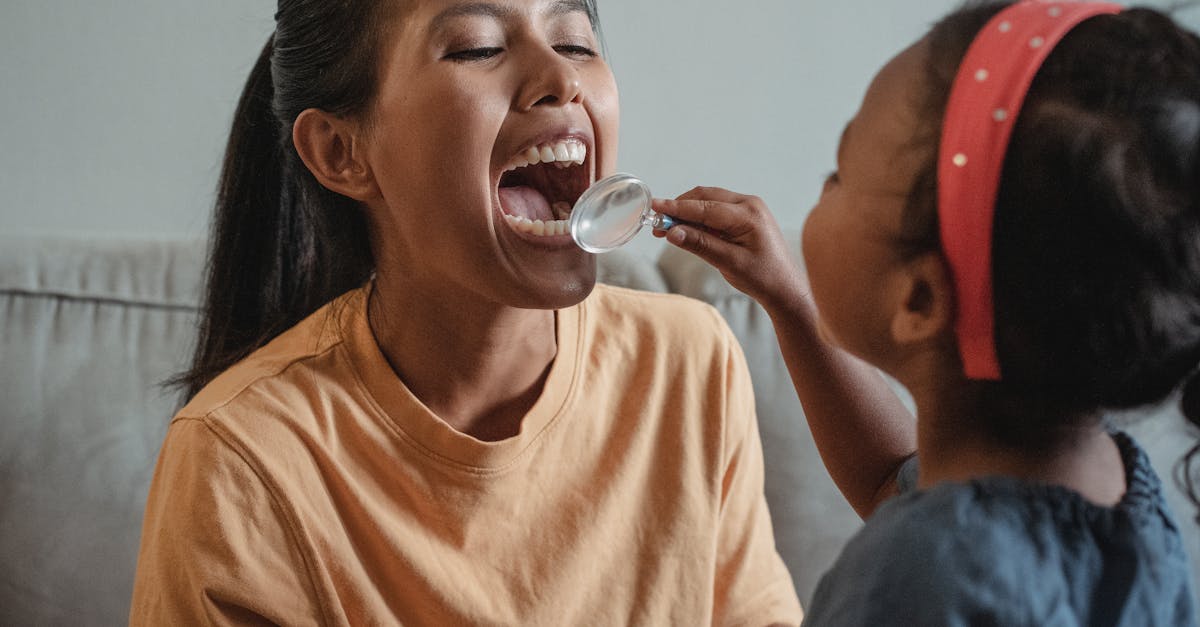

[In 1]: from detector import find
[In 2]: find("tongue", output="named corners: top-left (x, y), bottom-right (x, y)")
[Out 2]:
top-left (498, 186), bottom-right (554, 221)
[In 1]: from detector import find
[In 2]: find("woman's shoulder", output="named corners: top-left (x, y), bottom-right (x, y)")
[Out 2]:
top-left (176, 288), bottom-right (365, 425)
top-left (582, 285), bottom-right (745, 380)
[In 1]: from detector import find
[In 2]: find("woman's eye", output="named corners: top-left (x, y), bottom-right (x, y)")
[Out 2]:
top-left (444, 47), bottom-right (504, 62)
top-left (823, 171), bottom-right (841, 189)
top-left (554, 44), bottom-right (598, 58)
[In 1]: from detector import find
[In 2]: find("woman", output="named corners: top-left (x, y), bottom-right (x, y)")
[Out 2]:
top-left (129, 1), bottom-right (802, 625)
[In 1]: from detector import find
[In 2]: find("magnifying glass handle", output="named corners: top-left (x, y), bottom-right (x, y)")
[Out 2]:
top-left (648, 212), bottom-right (679, 231)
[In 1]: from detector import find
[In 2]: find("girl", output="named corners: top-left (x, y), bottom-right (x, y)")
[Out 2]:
top-left (130, 1), bottom-right (802, 624)
top-left (658, 1), bottom-right (1200, 624)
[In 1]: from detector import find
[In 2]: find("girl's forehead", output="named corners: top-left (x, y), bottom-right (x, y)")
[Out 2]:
top-left (843, 40), bottom-right (931, 197)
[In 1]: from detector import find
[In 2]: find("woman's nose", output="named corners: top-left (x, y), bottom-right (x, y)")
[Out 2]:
top-left (518, 48), bottom-right (583, 110)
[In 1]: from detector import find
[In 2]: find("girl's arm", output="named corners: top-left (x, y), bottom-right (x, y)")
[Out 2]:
top-left (654, 187), bottom-right (916, 517)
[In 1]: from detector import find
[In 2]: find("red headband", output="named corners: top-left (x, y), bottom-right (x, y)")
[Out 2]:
top-left (938, 0), bottom-right (1121, 380)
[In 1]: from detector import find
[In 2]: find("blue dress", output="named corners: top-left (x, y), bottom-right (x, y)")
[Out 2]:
top-left (802, 433), bottom-right (1198, 626)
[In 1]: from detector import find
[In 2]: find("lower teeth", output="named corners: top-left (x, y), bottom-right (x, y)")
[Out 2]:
top-left (504, 213), bottom-right (571, 236)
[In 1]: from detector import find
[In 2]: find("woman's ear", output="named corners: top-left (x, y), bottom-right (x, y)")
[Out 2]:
top-left (890, 252), bottom-right (955, 346)
top-left (292, 108), bottom-right (379, 202)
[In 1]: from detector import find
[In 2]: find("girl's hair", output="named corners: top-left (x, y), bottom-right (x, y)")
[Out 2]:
top-left (172, 1), bottom-right (602, 400)
top-left (900, 1), bottom-right (1200, 516)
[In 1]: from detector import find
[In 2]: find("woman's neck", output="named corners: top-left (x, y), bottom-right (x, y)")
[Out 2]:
top-left (367, 274), bottom-right (559, 442)
top-left (906, 373), bottom-right (1127, 507)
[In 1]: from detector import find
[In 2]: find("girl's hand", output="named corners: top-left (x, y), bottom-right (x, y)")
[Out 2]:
top-left (658, 187), bottom-right (915, 518)
top-left (653, 186), bottom-right (808, 313)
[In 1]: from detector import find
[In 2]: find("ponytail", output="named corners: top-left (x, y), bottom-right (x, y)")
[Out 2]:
top-left (172, 25), bottom-right (374, 400)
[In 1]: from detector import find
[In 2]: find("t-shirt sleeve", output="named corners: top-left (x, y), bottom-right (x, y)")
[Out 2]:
top-left (130, 417), bottom-right (324, 626)
top-left (712, 324), bottom-right (805, 627)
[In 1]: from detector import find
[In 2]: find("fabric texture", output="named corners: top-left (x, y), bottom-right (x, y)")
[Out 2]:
top-left (129, 282), bottom-right (803, 626)
top-left (802, 433), bottom-right (1198, 626)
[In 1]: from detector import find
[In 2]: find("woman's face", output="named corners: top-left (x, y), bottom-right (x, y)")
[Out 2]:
top-left (362, 0), bottom-right (618, 309)
top-left (801, 41), bottom-right (931, 366)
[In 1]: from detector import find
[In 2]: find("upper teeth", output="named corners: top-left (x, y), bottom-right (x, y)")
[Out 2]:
top-left (504, 139), bottom-right (587, 172)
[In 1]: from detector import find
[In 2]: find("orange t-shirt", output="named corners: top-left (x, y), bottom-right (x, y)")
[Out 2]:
top-left (130, 284), bottom-right (802, 626)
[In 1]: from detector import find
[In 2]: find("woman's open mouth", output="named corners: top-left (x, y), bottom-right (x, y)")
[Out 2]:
top-left (497, 138), bottom-right (590, 237)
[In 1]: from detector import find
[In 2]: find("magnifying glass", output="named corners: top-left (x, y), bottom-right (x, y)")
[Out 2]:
top-left (569, 173), bottom-right (679, 253)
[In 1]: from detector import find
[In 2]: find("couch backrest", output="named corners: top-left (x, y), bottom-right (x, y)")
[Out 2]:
top-left (1, 236), bottom-right (203, 625)
top-left (3, 234), bottom-right (1196, 624)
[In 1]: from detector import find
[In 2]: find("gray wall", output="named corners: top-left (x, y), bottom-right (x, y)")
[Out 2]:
top-left (2, 1), bottom-right (1197, 259)
top-left (1, 1), bottom-right (273, 240)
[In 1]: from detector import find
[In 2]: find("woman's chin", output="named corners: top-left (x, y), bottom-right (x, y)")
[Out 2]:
top-left (509, 264), bottom-right (597, 310)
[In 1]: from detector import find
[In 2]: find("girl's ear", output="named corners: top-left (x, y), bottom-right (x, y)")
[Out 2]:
top-left (890, 252), bottom-right (955, 346)
top-left (292, 108), bottom-right (379, 202)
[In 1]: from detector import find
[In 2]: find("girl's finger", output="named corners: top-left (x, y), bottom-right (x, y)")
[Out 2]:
top-left (666, 224), bottom-right (747, 272)
top-left (675, 186), bottom-right (750, 203)
top-left (653, 198), bottom-right (749, 234)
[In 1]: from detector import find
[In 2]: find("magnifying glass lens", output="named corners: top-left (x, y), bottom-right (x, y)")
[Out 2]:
top-left (569, 174), bottom-right (653, 253)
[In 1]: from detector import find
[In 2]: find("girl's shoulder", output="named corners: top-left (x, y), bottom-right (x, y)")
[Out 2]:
top-left (875, 433), bottom-right (1172, 533)
top-left (803, 433), bottom-right (1196, 626)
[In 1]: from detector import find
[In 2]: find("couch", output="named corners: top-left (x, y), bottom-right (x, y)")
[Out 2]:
top-left (2, 233), bottom-right (1197, 625)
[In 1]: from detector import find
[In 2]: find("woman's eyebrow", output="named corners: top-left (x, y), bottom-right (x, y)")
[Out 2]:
top-left (429, 0), bottom-right (590, 35)
top-left (429, 2), bottom-right (514, 35)
top-left (547, 0), bottom-right (591, 18)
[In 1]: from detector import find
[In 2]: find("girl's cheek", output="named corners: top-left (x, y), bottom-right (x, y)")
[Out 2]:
top-left (800, 209), bottom-right (823, 273)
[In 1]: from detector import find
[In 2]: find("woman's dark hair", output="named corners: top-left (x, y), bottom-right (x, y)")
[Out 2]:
top-left (171, 2), bottom-right (389, 399)
top-left (173, 1), bottom-right (603, 400)
top-left (899, 1), bottom-right (1200, 516)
